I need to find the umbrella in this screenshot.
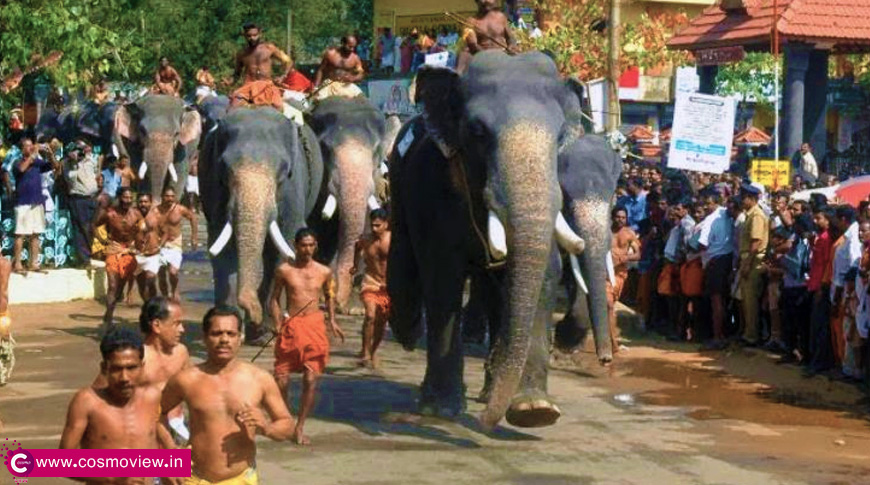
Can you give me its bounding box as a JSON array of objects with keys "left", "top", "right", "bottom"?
[
  {"left": 835, "top": 175, "right": 870, "bottom": 207},
  {"left": 790, "top": 185, "right": 838, "bottom": 203}
]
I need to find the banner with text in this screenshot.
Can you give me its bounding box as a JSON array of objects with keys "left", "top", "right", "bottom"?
[
  {"left": 667, "top": 92, "right": 736, "bottom": 174},
  {"left": 751, "top": 159, "right": 791, "bottom": 189}
]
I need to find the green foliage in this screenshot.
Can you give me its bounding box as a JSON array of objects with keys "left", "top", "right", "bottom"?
[
  {"left": 515, "top": 0, "right": 692, "bottom": 80},
  {"left": 0, "top": 0, "right": 373, "bottom": 93},
  {"left": 715, "top": 52, "right": 780, "bottom": 107}
]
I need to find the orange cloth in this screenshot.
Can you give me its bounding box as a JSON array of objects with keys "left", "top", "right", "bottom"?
[
  {"left": 657, "top": 262, "right": 681, "bottom": 296},
  {"left": 231, "top": 80, "right": 283, "bottom": 111},
  {"left": 274, "top": 312, "right": 329, "bottom": 376},
  {"left": 680, "top": 259, "right": 704, "bottom": 297},
  {"left": 105, "top": 253, "right": 137, "bottom": 279},
  {"left": 361, "top": 289, "right": 391, "bottom": 315}
]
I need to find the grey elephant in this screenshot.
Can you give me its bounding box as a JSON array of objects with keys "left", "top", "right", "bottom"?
[
  {"left": 113, "top": 94, "right": 202, "bottom": 201},
  {"left": 388, "top": 52, "right": 598, "bottom": 429},
  {"left": 199, "top": 107, "right": 324, "bottom": 340},
  {"left": 36, "top": 101, "right": 119, "bottom": 155},
  {"left": 554, "top": 134, "right": 622, "bottom": 359},
  {"left": 306, "top": 97, "right": 387, "bottom": 313}
]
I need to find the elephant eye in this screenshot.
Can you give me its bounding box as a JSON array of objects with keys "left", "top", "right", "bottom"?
[{"left": 467, "top": 120, "right": 488, "bottom": 139}]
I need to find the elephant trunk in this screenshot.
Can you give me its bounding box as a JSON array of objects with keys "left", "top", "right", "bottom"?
[
  {"left": 333, "top": 140, "right": 375, "bottom": 311},
  {"left": 142, "top": 133, "right": 175, "bottom": 201},
  {"left": 572, "top": 198, "right": 614, "bottom": 363},
  {"left": 481, "top": 122, "right": 558, "bottom": 429},
  {"left": 231, "top": 163, "right": 277, "bottom": 325}
]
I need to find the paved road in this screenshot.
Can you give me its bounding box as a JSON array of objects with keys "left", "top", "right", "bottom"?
[{"left": 2, "top": 253, "right": 870, "bottom": 484}]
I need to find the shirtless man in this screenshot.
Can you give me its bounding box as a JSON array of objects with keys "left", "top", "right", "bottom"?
[
  {"left": 139, "top": 297, "right": 191, "bottom": 443},
  {"left": 608, "top": 207, "right": 640, "bottom": 353},
  {"left": 152, "top": 187, "right": 197, "bottom": 301},
  {"left": 269, "top": 228, "right": 345, "bottom": 445},
  {"left": 153, "top": 57, "right": 182, "bottom": 97},
  {"left": 312, "top": 35, "right": 366, "bottom": 101},
  {"left": 195, "top": 65, "right": 217, "bottom": 103},
  {"left": 229, "top": 22, "right": 293, "bottom": 111},
  {"left": 457, "top": 0, "right": 518, "bottom": 74},
  {"left": 116, "top": 155, "right": 136, "bottom": 189},
  {"left": 93, "top": 187, "right": 143, "bottom": 329},
  {"left": 61, "top": 328, "right": 174, "bottom": 484},
  {"left": 350, "top": 209, "right": 391, "bottom": 368},
  {"left": 135, "top": 193, "right": 162, "bottom": 304},
  {"left": 161, "top": 306, "right": 294, "bottom": 483}
]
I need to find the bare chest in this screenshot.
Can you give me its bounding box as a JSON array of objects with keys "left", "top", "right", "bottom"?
[
  {"left": 187, "top": 374, "right": 261, "bottom": 419},
  {"left": 84, "top": 401, "right": 158, "bottom": 448}
]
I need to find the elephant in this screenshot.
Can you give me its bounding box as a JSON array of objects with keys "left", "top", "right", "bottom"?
[
  {"left": 196, "top": 94, "right": 230, "bottom": 135},
  {"left": 306, "top": 97, "right": 388, "bottom": 313},
  {"left": 35, "top": 101, "right": 119, "bottom": 155},
  {"left": 387, "top": 51, "right": 596, "bottom": 430},
  {"left": 199, "top": 106, "right": 324, "bottom": 340},
  {"left": 113, "top": 94, "right": 202, "bottom": 201},
  {"left": 553, "top": 134, "right": 623, "bottom": 360}
]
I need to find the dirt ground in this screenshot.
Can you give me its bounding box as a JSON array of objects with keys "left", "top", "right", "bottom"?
[{"left": 2, "top": 255, "right": 870, "bottom": 484}]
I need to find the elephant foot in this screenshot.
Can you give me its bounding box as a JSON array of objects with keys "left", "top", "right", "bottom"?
[
  {"left": 553, "top": 318, "right": 588, "bottom": 354},
  {"left": 504, "top": 395, "right": 561, "bottom": 428},
  {"left": 418, "top": 401, "right": 463, "bottom": 420}
]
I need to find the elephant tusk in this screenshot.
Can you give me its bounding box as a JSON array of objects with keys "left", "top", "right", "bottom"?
[
  {"left": 322, "top": 194, "right": 337, "bottom": 220},
  {"left": 379, "top": 161, "right": 389, "bottom": 175},
  {"left": 168, "top": 163, "right": 178, "bottom": 183},
  {"left": 367, "top": 195, "right": 381, "bottom": 211},
  {"left": 554, "top": 212, "right": 585, "bottom": 255},
  {"left": 269, "top": 221, "right": 296, "bottom": 260},
  {"left": 112, "top": 144, "right": 119, "bottom": 158},
  {"left": 208, "top": 222, "right": 233, "bottom": 256},
  {"left": 606, "top": 251, "right": 616, "bottom": 287},
  {"left": 487, "top": 211, "right": 507, "bottom": 260},
  {"left": 138, "top": 163, "right": 148, "bottom": 179},
  {"left": 570, "top": 254, "right": 588, "bottom": 294},
  {"left": 208, "top": 122, "right": 219, "bottom": 134}
]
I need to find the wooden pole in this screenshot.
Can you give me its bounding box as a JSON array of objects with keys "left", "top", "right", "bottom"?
[
  {"left": 607, "top": 0, "right": 621, "bottom": 132},
  {"left": 773, "top": 0, "right": 780, "bottom": 159},
  {"left": 287, "top": 8, "right": 292, "bottom": 55}
]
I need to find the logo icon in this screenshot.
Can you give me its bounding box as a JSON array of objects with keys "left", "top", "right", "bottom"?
[{"left": 3, "top": 439, "right": 34, "bottom": 478}]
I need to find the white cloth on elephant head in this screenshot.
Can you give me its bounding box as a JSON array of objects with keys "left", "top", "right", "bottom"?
[
  {"left": 282, "top": 102, "right": 305, "bottom": 126},
  {"left": 195, "top": 85, "right": 216, "bottom": 103},
  {"left": 311, "top": 81, "right": 364, "bottom": 102}
]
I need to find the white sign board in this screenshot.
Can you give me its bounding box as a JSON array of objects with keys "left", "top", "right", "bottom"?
[
  {"left": 667, "top": 92, "right": 736, "bottom": 174},
  {"left": 675, "top": 66, "right": 700, "bottom": 95},
  {"left": 424, "top": 51, "right": 450, "bottom": 68}
]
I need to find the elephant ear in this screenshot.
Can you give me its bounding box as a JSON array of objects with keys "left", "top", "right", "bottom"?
[
  {"left": 180, "top": 109, "right": 202, "bottom": 146},
  {"left": 415, "top": 66, "right": 464, "bottom": 150},
  {"left": 114, "top": 104, "right": 137, "bottom": 142},
  {"left": 558, "top": 78, "right": 588, "bottom": 155}
]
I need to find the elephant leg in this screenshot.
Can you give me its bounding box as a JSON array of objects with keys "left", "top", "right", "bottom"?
[
  {"left": 505, "top": 257, "right": 561, "bottom": 428},
  {"left": 477, "top": 270, "right": 505, "bottom": 404},
  {"left": 418, "top": 260, "right": 467, "bottom": 418},
  {"left": 211, "top": 253, "right": 233, "bottom": 306},
  {"left": 461, "top": 271, "right": 490, "bottom": 345},
  {"left": 419, "top": 301, "right": 465, "bottom": 418}
]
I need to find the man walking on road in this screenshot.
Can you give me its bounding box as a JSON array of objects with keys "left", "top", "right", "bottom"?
[
  {"left": 93, "top": 187, "right": 142, "bottom": 329},
  {"left": 153, "top": 186, "right": 197, "bottom": 301},
  {"left": 351, "top": 209, "right": 391, "bottom": 369}
]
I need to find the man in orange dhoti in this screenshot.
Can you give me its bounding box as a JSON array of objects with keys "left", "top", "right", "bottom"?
[
  {"left": 607, "top": 207, "right": 640, "bottom": 353},
  {"left": 351, "top": 209, "right": 391, "bottom": 368},
  {"left": 269, "top": 228, "right": 344, "bottom": 445},
  {"left": 229, "top": 22, "right": 293, "bottom": 112}
]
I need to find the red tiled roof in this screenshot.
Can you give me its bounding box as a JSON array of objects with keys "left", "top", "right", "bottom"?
[
  {"left": 627, "top": 125, "right": 656, "bottom": 142},
  {"left": 668, "top": 0, "right": 870, "bottom": 51},
  {"left": 734, "top": 126, "right": 772, "bottom": 144}
]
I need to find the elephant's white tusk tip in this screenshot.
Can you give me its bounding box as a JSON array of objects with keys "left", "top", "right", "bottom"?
[
  {"left": 487, "top": 211, "right": 508, "bottom": 259},
  {"left": 138, "top": 163, "right": 148, "bottom": 179},
  {"left": 367, "top": 195, "right": 381, "bottom": 211},
  {"left": 322, "top": 194, "right": 337, "bottom": 220}
]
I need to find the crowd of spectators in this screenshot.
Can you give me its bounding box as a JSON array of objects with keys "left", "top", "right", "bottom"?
[
  {"left": 612, "top": 160, "right": 870, "bottom": 383},
  {"left": 0, "top": 133, "right": 194, "bottom": 271}
]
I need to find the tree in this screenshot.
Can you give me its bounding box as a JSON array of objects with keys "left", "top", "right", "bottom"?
[
  {"left": 516, "top": 0, "right": 692, "bottom": 80},
  {"left": 715, "top": 52, "right": 779, "bottom": 107}
]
